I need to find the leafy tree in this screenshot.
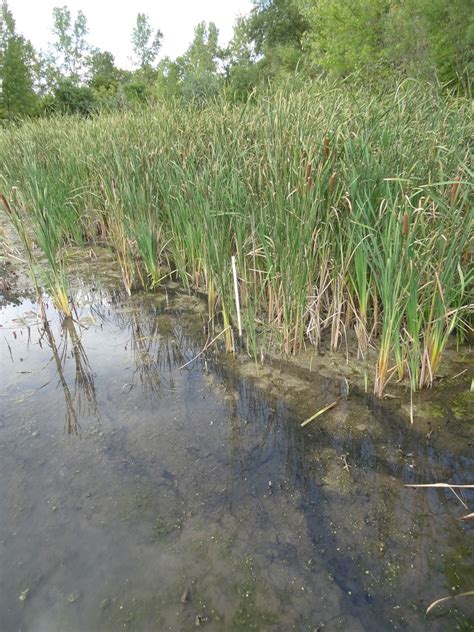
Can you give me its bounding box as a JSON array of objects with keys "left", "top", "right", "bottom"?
[
  {"left": 50, "top": 6, "right": 90, "bottom": 83},
  {"left": 131, "top": 13, "right": 163, "bottom": 69},
  {"left": 300, "top": 0, "right": 473, "bottom": 89},
  {"left": 52, "top": 79, "right": 96, "bottom": 115},
  {"left": 0, "top": 1, "right": 38, "bottom": 119},
  {"left": 155, "top": 57, "right": 183, "bottom": 100},
  {"left": 85, "top": 50, "right": 125, "bottom": 109},
  {"left": 35, "top": 51, "right": 58, "bottom": 96},
  {"left": 222, "top": 17, "right": 260, "bottom": 99},
  {"left": 223, "top": 16, "right": 255, "bottom": 70},
  {"left": 382, "top": 0, "right": 437, "bottom": 81},
  {"left": 223, "top": 1, "right": 309, "bottom": 92},
  {"left": 248, "top": 0, "right": 309, "bottom": 75},
  {"left": 88, "top": 50, "right": 119, "bottom": 90},
  {"left": 180, "top": 22, "right": 223, "bottom": 101},
  {"left": 89, "top": 50, "right": 116, "bottom": 79},
  {"left": 181, "top": 70, "right": 222, "bottom": 102},
  {"left": 301, "top": 0, "right": 391, "bottom": 76},
  {"left": 250, "top": 0, "right": 308, "bottom": 55},
  {"left": 184, "top": 21, "right": 220, "bottom": 74},
  {"left": 159, "top": 22, "right": 224, "bottom": 102},
  {"left": 386, "top": 0, "right": 474, "bottom": 89},
  {"left": 123, "top": 80, "right": 150, "bottom": 103}
]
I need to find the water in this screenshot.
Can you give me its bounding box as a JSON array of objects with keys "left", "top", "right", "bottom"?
[{"left": 0, "top": 279, "right": 472, "bottom": 631}]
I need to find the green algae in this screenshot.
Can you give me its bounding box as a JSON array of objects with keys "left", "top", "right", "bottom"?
[{"left": 451, "top": 390, "right": 474, "bottom": 421}]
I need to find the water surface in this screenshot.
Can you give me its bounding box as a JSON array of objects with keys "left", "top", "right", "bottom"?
[{"left": 0, "top": 281, "right": 472, "bottom": 631}]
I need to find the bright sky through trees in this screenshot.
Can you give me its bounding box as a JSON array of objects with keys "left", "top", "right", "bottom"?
[{"left": 11, "top": 0, "right": 253, "bottom": 68}]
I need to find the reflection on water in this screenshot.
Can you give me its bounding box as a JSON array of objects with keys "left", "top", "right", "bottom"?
[
  {"left": 0, "top": 286, "right": 472, "bottom": 631},
  {"left": 39, "top": 316, "right": 100, "bottom": 435}
]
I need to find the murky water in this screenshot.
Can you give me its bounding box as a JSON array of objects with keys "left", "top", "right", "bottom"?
[{"left": 0, "top": 278, "right": 472, "bottom": 631}]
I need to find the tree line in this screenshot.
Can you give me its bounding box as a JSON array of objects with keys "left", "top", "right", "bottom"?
[{"left": 1, "top": 0, "right": 472, "bottom": 119}]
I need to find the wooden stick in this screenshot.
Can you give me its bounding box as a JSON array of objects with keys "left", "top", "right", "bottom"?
[{"left": 301, "top": 401, "right": 337, "bottom": 427}]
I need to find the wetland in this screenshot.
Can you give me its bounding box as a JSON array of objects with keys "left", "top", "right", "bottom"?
[{"left": 0, "top": 257, "right": 472, "bottom": 631}]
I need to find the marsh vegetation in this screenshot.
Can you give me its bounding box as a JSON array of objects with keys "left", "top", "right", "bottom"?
[
  {"left": 1, "top": 79, "right": 472, "bottom": 396},
  {"left": 1, "top": 2, "right": 472, "bottom": 630}
]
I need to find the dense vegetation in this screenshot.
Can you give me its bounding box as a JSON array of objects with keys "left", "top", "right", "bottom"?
[
  {"left": 1, "top": 0, "right": 473, "bottom": 120},
  {"left": 0, "top": 1, "right": 472, "bottom": 396},
  {"left": 1, "top": 78, "right": 472, "bottom": 396}
]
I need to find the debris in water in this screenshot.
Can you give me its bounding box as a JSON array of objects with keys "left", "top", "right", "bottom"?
[
  {"left": 67, "top": 592, "right": 80, "bottom": 604},
  {"left": 180, "top": 587, "right": 191, "bottom": 603},
  {"left": 341, "top": 454, "right": 351, "bottom": 472},
  {"left": 301, "top": 401, "right": 337, "bottom": 427},
  {"left": 19, "top": 589, "right": 29, "bottom": 602}
]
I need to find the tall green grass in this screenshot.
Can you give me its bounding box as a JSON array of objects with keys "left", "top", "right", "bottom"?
[{"left": 1, "top": 78, "right": 472, "bottom": 395}]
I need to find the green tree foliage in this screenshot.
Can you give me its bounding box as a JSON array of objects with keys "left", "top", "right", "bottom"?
[
  {"left": 223, "top": 16, "right": 255, "bottom": 70},
  {"left": 300, "top": 0, "right": 473, "bottom": 89},
  {"left": 385, "top": 0, "right": 474, "bottom": 89},
  {"left": 183, "top": 21, "right": 220, "bottom": 73},
  {"left": 301, "top": 0, "right": 390, "bottom": 75},
  {"left": 51, "top": 79, "right": 96, "bottom": 115},
  {"left": 250, "top": 0, "right": 308, "bottom": 54},
  {"left": 155, "top": 56, "right": 184, "bottom": 100},
  {"left": 87, "top": 50, "right": 121, "bottom": 91},
  {"left": 248, "top": 0, "right": 309, "bottom": 74},
  {"left": 88, "top": 51, "right": 117, "bottom": 84},
  {"left": 2, "top": 0, "right": 471, "bottom": 121},
  {"left": 223, "top": 0, "right": 309, "bottom": 94},
  {"left": 131, "top": 13, "right": 163, "bottom": 69},
  {"left": 179, "top": 21, "right": 223, "bottom": 101},
  {"left": 181, "top": 69, "right": 222, "bottom": 102},
  {"left": 50, "top": 5, "right": 90, "bottom": 83},
  {"left": 86, "top": 50, "right": 125, "bottom": 108},
  {"left": 223, "top": 17, "right": 260, "bottom": 99},
  {"left": 0, "top": 1, "right": 38, "bottom": 119},
  {"left": 155, "top": 22, "right": 223, "bottom": 102}
]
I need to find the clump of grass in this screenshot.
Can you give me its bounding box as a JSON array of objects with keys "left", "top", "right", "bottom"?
[{"left": 0, "top": 78, "right": 471, "bottom": 396}]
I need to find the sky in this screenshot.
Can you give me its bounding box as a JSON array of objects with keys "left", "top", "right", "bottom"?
[{"left": 11, "top": 0, "right": 254, "bottom": 68}]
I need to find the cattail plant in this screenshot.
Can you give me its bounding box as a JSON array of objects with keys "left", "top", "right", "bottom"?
[{"left": 1, "top": 78, "right": 471, "bottom": 397}]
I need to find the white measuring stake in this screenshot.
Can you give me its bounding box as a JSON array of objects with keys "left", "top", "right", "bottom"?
[{"left": 231, "top": 255, "right": 242, "bottom": 337}]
